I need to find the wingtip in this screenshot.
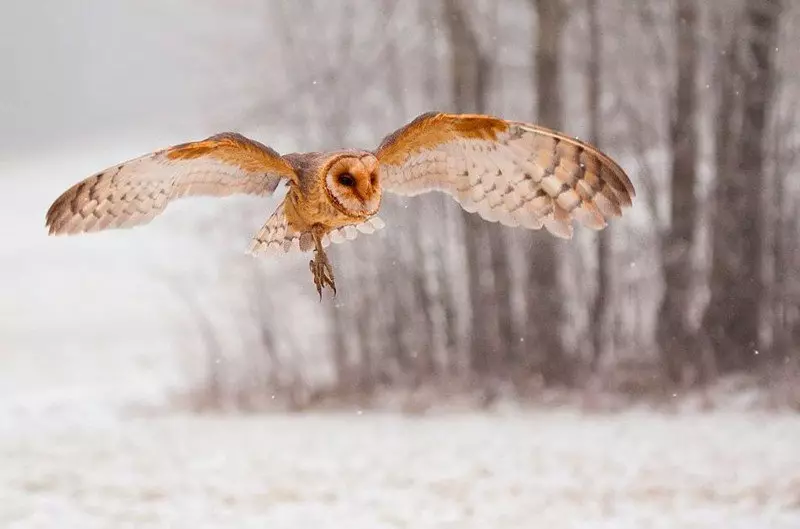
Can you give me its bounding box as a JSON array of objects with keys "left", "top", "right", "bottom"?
[{"left": 44, "top": 215, "right": 63, "bottom": 236}]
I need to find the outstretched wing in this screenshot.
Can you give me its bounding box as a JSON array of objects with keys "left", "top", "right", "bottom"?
[
  {"left": 46, "top": 133, "right": 298, "bottom": 235},
  {"left": 374, "top": 112, "right": 635, "bottom": 238}
]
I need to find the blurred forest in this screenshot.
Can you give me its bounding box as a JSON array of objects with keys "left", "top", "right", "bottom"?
[
  {"left": 167, "top": 0, "right": 800, "bottom": 412},
  {"left": 10, "top": 0, "right": 796, "bottom": 412}
]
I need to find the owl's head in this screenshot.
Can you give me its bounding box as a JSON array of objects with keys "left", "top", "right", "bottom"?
[{"left": 324, "top": 153, "right": 381, "bottom": 218}]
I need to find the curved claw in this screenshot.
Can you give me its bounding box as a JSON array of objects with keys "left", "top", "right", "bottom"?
[
  {"left": 310, "top": 259, "right": 322, "bottom": 300},
  {"left": 309, "top": 246, "right": 337, "bottom": 300}
]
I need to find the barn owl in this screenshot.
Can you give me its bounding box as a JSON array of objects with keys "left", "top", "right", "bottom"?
[{"left": 46, "top": 112, "right": 635, "bottom": 298}]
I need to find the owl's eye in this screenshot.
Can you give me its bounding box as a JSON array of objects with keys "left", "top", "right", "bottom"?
[{"left": 337, "top": 173, "right": 356, "bottom": 187}]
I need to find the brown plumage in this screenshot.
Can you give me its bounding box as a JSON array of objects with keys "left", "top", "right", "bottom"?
[{"left": 45, "top": 112, "right": 635, "bottom": 298}]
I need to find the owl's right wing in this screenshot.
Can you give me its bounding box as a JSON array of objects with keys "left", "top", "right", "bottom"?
[
  {"left": 46, "top": 133, "right": 298, "bottom": 235},
  {"left": 374, "top": 112, "right": 635, "bottom": 238}
]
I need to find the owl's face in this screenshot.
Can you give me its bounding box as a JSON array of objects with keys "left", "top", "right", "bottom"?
[{"left": 324, "top": 153, "right": 381, "bottom": 218}]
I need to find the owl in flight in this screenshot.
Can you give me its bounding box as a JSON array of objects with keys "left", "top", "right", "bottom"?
[{"left": 46, "top": 112, "right": 635, "bottom": 298}]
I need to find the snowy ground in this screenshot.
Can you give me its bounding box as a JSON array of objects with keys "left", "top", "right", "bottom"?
[
  {"left": 2, "top": 410, "right": 799, "bottom": 529},
  {"left": 3, "top": 151, "right": 800, "bottom": 529}
]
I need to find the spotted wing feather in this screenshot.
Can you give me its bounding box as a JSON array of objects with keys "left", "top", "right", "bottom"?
[
  {"left": 375, "top": 112, "right": 635, "bottom": 238},
  {"left": 45, "top": 133, "right": 297, "bottom": 235}
]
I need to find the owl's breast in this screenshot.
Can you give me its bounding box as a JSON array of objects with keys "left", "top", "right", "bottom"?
[{"left": 285, "top": 186, "right": 355, "bottom": 233}]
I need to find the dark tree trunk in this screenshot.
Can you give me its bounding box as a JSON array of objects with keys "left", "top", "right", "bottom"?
[
  {"left": 484, "top": 3, "right": 518, "bottom": 379},
  {"left": 586, "top": 0, "right": 609, "bottom": 373},
  {"left": 703, "top": 0, "right": 781, "bottom": 373},
  {"left": 442, "top": 0, "right": 500, "bottom": 378},
  {"left": 524, "top": 0, "right": 572, "bottom": 385},
  {"left": 656, "top": 0, "right": 701, "bottom": 384}
]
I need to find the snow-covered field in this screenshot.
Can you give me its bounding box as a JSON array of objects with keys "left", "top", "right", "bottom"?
[
  {"left": 3, "top": 152, "right": 800, "bottom": 529},
  {"left": 2, "top": 410, "right": 799, "bottom": 529}
]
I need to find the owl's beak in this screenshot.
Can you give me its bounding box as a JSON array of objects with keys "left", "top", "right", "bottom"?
[{"left": 354, "top": 176, "right": 372, "bottom": 203}]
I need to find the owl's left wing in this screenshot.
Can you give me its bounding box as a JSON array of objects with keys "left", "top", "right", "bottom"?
[{"left": 374, "top": 112, "right": 635, "bottom": 238}]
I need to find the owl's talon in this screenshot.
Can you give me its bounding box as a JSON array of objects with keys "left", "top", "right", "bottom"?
[
  {"left": 310, "top": 259, "right": 322, "bottom": 299},
  {"left": 309, "top": 245, "right": 336, "bottom": 300}
]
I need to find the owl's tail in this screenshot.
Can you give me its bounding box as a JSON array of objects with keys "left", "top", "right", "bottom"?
[
  {"left": 247, "top": 200, "right": 386, "bottom": 257},
  {"left": 247, "top": 199, "right": 311, "bottom": 255}
]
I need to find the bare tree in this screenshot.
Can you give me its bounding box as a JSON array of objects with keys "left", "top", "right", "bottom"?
[
  {"left": 524, "top": 0, "right": 573, "bottom": 385},
  {"left": 442, "top": 0, "right": 498, "bottom": 379},
  {"left": 656, "top": 0, "right": 701, "bottom": 383},
  {"left": 703, "top": 0, "right": 782, "bottom": 372},
  {"left": 769, "top": 36, "right": 800, "bottom": 361},
  {"left": 586, "top": 0, "right": 609, "bottom": 373}
]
